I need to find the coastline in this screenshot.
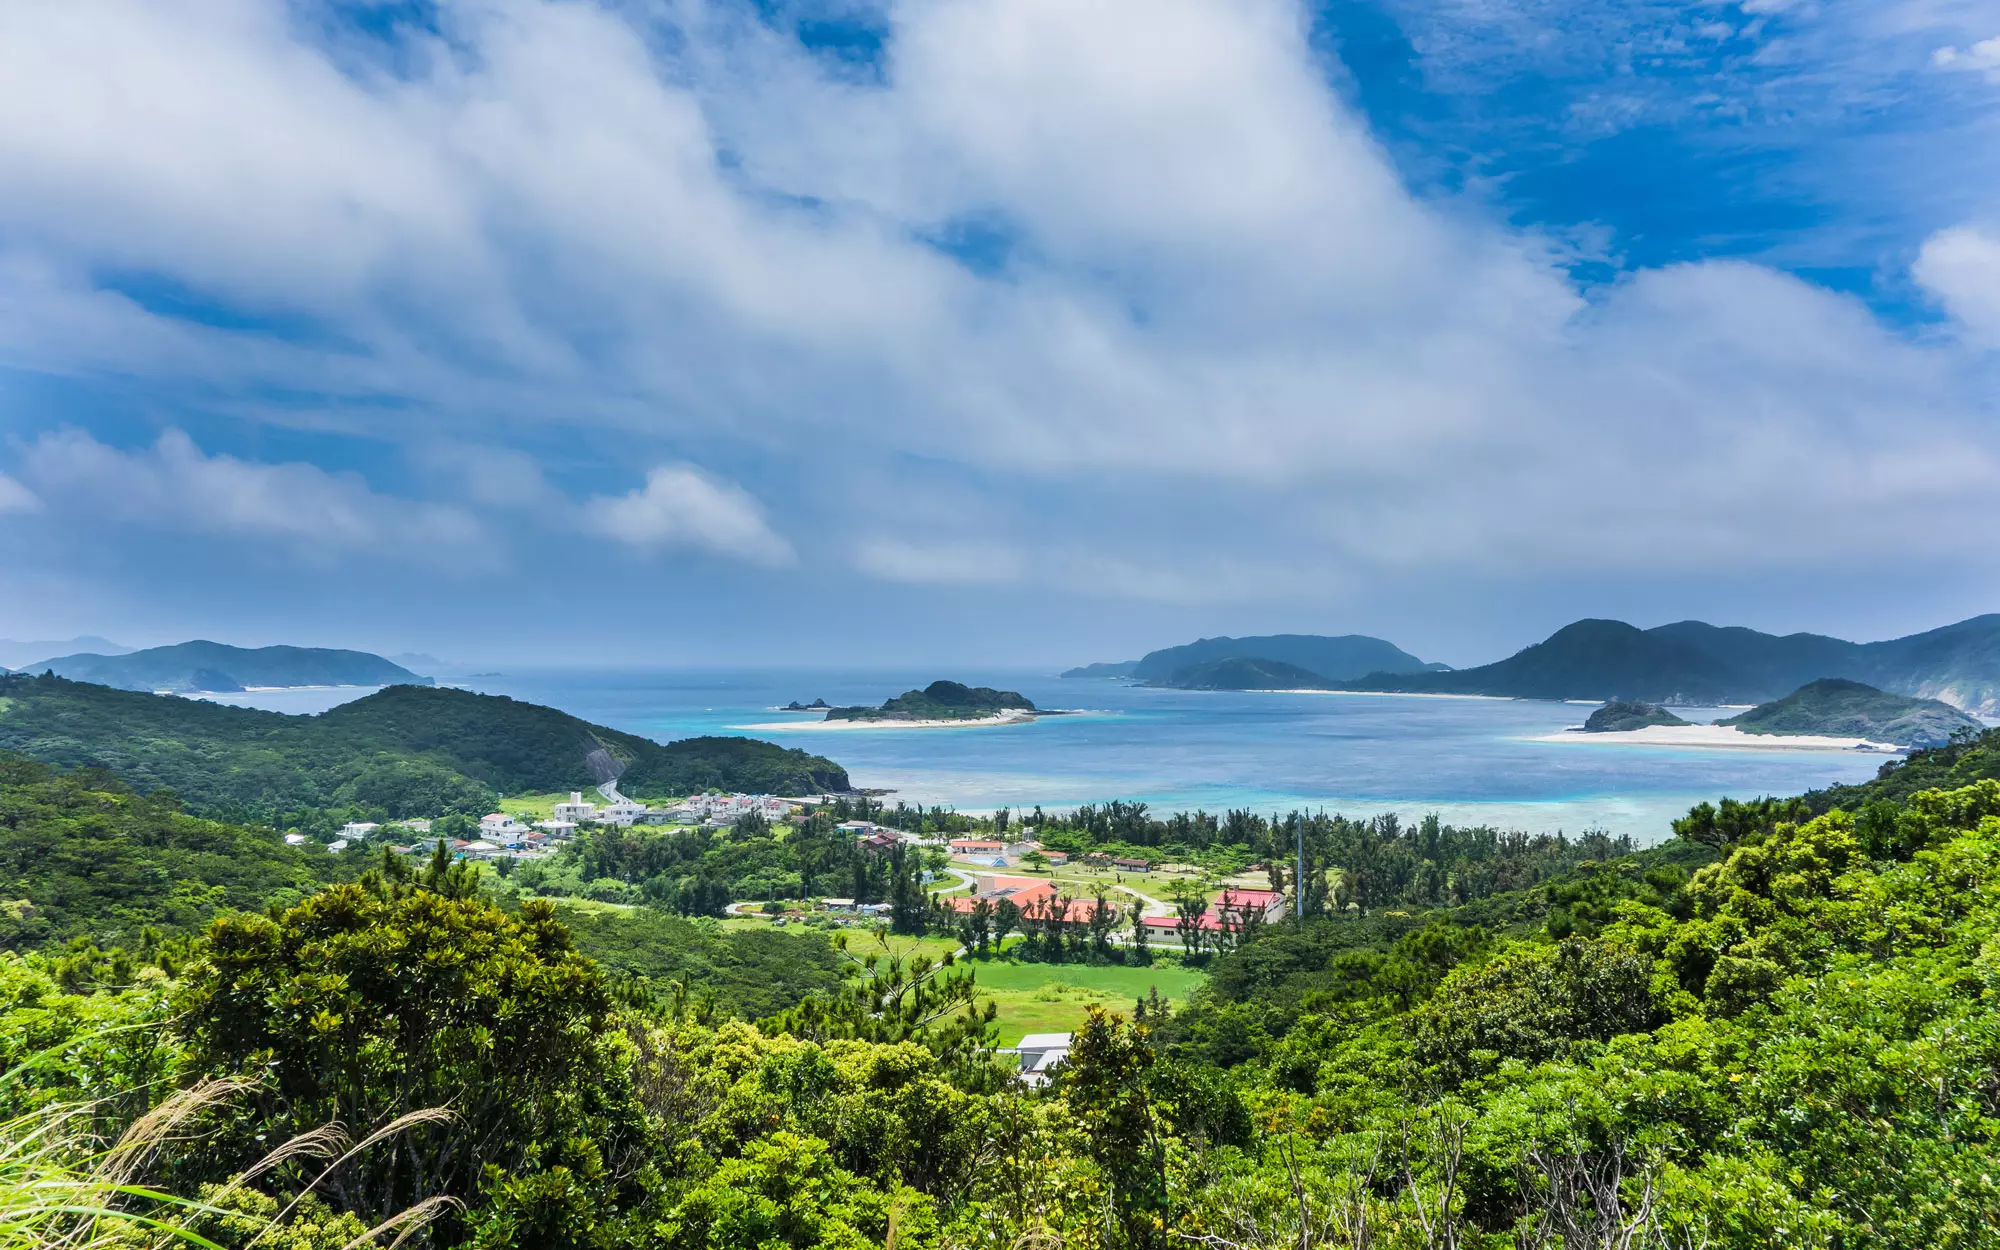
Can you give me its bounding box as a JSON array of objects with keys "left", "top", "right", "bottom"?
[
  {"left": 1532, "top": 724, "right": 1903, "bottom": 753},
  {"left": 733, "top": 710, "right": 1044, "bottom": 732}
]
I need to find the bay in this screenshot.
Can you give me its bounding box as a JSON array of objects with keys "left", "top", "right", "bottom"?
[{"left": 203, "top": 667, "right": 1894, "bottom": 843}]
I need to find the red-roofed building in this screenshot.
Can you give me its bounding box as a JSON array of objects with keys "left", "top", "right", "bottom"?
[
  {"left": 945, "top": 876, "right": 1121, "bottom": 925},
  {"left": 1139, "top": 887, "right": 1288, "bottom": 933}
]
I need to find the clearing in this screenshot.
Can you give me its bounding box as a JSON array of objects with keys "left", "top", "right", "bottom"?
[{"left": 961, "top": 959, "right": 1208, "bottom": 1046}]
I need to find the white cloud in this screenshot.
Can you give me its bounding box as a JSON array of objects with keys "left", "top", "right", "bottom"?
[
  {"left": 18, "top": 428, "right": 483, "bottom": 557},
  {"left": 1915, "top": 225, "right": 2000, "bottom": 346},
  {"left": 0, "top": 472, "right": 39, "bottom": 514},
  {"left": 0, "top": 0, "right": 1992, "bottom": 611},
  {"left": 582, "top": 464, "right": 794, "bottom": 567}
]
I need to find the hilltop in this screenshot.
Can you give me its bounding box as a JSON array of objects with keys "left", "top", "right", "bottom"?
[
  {"left": 1718, "top": 678, "right": 1984, "bottom": 748},
  {"left": 0, "top": 674, "right": 850, "bottom": 822},
  {"left": 1581, "top": 699, "right": 1689, "bottom": 732},
  {"left": 826, "top": 679, "right": 1037, "bottom": 722},
  {"left": 1338, "top": 614, "right": 2000, "bottom": 712},
  {"left": 1065, "top": 633, "right": 1443, "bottom": 685},
  {"left": 18, "top": 640, "right": 429, "bottom": 692},
  {"left": 1145, "top": 655, "right": 1330, "bottom": 691}
]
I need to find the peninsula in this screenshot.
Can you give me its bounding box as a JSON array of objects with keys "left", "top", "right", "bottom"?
[{"left": 1718, "top": 678, "right": 1983, "bottom": 748}]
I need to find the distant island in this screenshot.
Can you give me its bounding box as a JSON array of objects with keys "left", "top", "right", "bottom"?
[
  {"left": 1152, "top": 656, "right": 1332, "bottom": 691},
  {"left": 825, "top": 680, "right": 1038, "bottom": 724},
  {"left": 17, "top": 640, "right": 432, "bottom": 693},
  {"left": 1329, "top": 615, "right": 2000, "bottom": 714},
  {"left": 1065, "top": 633, "right": 1446, "bottom": 687},
  {"left": 783, "top": 698, "right": 831, "bottom": 710},
  {"left": 0, "top": 635, "right": 131, "bottom": 671},
  {"left": 1718, "top": 679, "right": 1983, "bottom": 748},
  {"left": 1582, "top": 700, "right": 1690, "bottom": 732}
]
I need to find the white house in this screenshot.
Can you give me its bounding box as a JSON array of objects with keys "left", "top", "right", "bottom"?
[
  {"left": 1013, "top": 1033, "right": 1072, "bottom": 1087},
  {"left": 480, "top": 813, "right": 527, "bottom": 838},
  {"left": 327, "top": 839, "right": 350, "bottom": 854},
  {"left": 596, "top": 800, "right": 648, "bottom": 827},
  {"left": 341, "top": 822, "right": 380, "bottom": 840},
  {"left": 461, "top": 840, "right": 502, "bottom": 858},
  {"left": 536, "top": 819, "right": 579, "bottom": 839},
  {"left": 553, "top": 793, "right": 596, "bottom": 822}
]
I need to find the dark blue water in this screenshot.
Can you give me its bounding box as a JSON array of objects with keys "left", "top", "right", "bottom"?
[{"left": 205, "top": 668, "right": 1894, "bottom": 843}]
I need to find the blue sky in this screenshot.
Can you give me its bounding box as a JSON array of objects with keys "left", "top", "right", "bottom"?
[{"left": 0, "top": 0, "right": 1997, "bottom": 668}]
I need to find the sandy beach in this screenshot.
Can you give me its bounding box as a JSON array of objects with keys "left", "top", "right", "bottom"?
[
  {"left": 1533, "top": 724, "right": 1903, "bottom": 753},
  {"left": 731, "top": 710, "right": 1043, "bottom": 732}
]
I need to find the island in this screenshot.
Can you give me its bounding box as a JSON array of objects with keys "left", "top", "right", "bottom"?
[
  {"left": 825, "top": 680, "right": 1038, "bottom": 724},
  {"left": 1147, "top": 656, "right": 1330, "bottom": 691},
  {"left": 1065, "top": 633, "right": 1444, "bottom": 686},
  {"left": 783, "top": 699, "right": 831, "bottom": 711},
  {"left": 1581, "top": 700, "right": 1690, "bottom": 732},
  {"left": 1718, "top": 678, "right": 1983, "bottom": 748},
  {"left": 18, "top": 640, "right": 432, "bottom": 693}
]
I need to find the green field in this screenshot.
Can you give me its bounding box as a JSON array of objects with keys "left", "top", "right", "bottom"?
[{"left": 962, "top": 959, "right": 1207, "bottom": 1046}]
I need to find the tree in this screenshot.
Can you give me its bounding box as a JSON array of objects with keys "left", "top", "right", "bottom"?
[
  {"left": 1055, "top": 1009, "right": 1170, "bottom": 1249},
  {"left": 177, "top": 879, "right": 649, "bottom": 1240},
  {"left": 1021, "top": 849, "right": 1051, "bottom": 874}
]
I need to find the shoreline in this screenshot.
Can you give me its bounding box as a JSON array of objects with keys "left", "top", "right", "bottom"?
[
  {"left": 733, "top": 710, "right": 1045, "bottom": 732},
  {"left": 1531, "top": 724, "right": 1903, "bottom": 753}
]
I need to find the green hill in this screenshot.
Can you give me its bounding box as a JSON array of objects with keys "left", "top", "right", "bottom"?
[
  {"left": 1718, "top": 678, "right": 1983, "bottom": 747},
  {"left": 0, "top": 675, "right": 850, "bottom": 823},
  {"left": 826, "top": 679, "right": 1035, "bottom": 721},
  {"left": 1146, "top": 655, "right": 1331, "bottom": 690},
  {"left": 1581, "top": 699, "right": 1689, "bottom": 732},
  {"left": 20, "top": 640, "right": 428, "bottom": 692},
  {"left": 1340, "top": 614, "right": 2000, "bottom": 711},
  {"left": 1066, "top": 633, "right": 1441, "bottom": 684}
]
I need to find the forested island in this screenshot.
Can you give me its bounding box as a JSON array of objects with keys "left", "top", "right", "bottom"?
[
  {"left": 1718, "top": 677, "right": 1983, "bottom": 747},
  {"left": 13, "top": 639, "right": 430, "bottom": 692},
  {"left": 1066, "top": 632, "right": 1444, "bottom": 686},
  {"left": 824, "top": 679, "right": 1038, "bottom": 722},
  {"left": 1581, "top": 698, "right": 1689, "bottom": 731},
  {"left": 6, "top": 666, "right": 2000, "bottom": 1246}
]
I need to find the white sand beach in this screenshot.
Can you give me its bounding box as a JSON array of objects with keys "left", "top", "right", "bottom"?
[
  {"left": 731, "top": 710, "right": 1043, "bottom": 732},
  {"left": 1533, "top": 724, "right": 1903, "bottom": 753}
]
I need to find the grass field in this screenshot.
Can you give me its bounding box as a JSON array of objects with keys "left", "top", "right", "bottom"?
[{"left": 963, "top": 959, "right": 1208, "bottom": 1046}]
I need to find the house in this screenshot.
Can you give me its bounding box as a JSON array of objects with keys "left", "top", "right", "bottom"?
[
  {"left": 460, "top": 840, "right": 502, "bottom": 858},
  {"left": 284, "top": 833, "right": 308, "bottom": 846},
  {"left": 858, "top": 830, "right": 904, "bottom": 855},
  {"left": 820, "top": 898, "right": 858, "bottom": 912},
  {"left": 597, "top": 800, "right": 649, "bottom": 827},
  {"left": 400, "top": 819, "right": 433, "bottom": 834},
  {"left": 1013, "top": 1033, "right": 1072, "bottom": 1087},
  {"left": 837, "top": 821, "right": 879, "bottom": 836},
  {"left": 480, "top": 813, "right": 527, "bottom": 838},
  {"left": 1042, "top": 851, "right": 1070, "bottom": 867},
  {"left": 536, "top": 819, "right": 579, "bottom": 840},
  {"left": 552, "top": 793, "right": 597, "bottom": 822},
  {"left": 949, "top": 838, "right": 1006, "bottom": 853},
  {"left": 327, "top": 839, "right": 350, "bottom": 854},
  {"left": 340, "top": 821, "right": 379, "bottom": 840},
  {"left": 1112, "top": 857, "right": 1152, "bottom": 872}
]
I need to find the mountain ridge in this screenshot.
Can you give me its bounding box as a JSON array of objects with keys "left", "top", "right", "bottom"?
[
  {"left": 1064, "top": 633, "right": 1444, "bottom": 685},
  {"left": 21, "top": 640, "right": 429, "bottom": 693}
]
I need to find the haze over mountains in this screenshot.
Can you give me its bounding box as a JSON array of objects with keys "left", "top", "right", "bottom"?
[
  {"left": 1071, "top": 615, "right": 2000, "bottom": 714},
  {"left": 9, "top": 641, "right": 430, "bottom": 693}
]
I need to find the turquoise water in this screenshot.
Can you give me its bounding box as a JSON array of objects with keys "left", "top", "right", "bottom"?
[{"left": 207, "top": 668, "right": 1897, "bottom": 844}]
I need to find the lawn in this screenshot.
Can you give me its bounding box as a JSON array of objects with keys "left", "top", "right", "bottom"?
[
  {"left": 961, "top": 959, "right": 1208, "bottom": 1046},
  {"left": 496, "top": 791, "right": 579, "bottom": 820}
]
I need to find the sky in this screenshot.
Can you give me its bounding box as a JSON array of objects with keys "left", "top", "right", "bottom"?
[{"left": 0, "top": 0, "right": 1997, "bottom": 669}]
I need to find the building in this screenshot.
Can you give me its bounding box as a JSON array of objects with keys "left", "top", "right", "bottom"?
[
  {"left": 837, "top": 821, "right": 879, "bottom": 836},
  {"left": 946, "top": 877, "right": 1118, "bottom": 926},
  {"left": 1112, "top": 857, "right": 1152, "bottom": 873},
  {"left": 340, "top": 821, "right": 379, "bottom": 840},
  {"left": 460, "top": 840, "right": 502, "bottom": 859},
  {"left": 284, "top": 833, "right": 308, "bottom": 846},
  {"left": 1012, "top": 1033, "right": 1072, "bottom": 1087},
  {"left": 327, "top": 839, "right": 350, "bottom": 854},
  {"left": 596, "top": 800, "right": 649, "bottom": 827},
  {"left": 553, "top": 793, "right": 597, "bottom": 822},
  {"left": 1140, "top": 887, "right": 1288, "bottom": 935},
  {"left": 480, "top": 813, "right": 528, "bottom": 838},
  {"left": 536, "top": 819, "right": 579, "bottom": 840},
  {"left": 857, "top": 829, "right": 904, "bottom": 855}
]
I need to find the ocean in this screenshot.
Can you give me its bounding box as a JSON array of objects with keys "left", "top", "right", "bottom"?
[{"left": 199, "top": 668, "right": 1897, "bottom": 844}]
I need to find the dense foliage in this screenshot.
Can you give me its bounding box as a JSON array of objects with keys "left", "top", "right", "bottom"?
[
  {"left": 8, "top": 729, "right": 2000, "bottom": 1247},
  {"left": 0, "top": 675, "right": 849, "bottom": 826},
  {"left": 827, "top": 680, "right": 1036, "bottom": 722}
]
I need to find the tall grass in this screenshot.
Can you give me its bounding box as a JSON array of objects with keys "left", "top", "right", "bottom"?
[{"left": 0, "top": 1072, "right": 457, "bottom": 1250}]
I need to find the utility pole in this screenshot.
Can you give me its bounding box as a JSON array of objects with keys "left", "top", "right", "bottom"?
[{"left": 1295, "top": 821, "right": 1305, "bottom": 919}]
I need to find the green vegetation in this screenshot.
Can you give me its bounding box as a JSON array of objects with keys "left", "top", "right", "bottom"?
[
  {"left": 18, "top": 640, "right": 429, "bottom": 692},
  {"left": 1581, "top": 698, "right": 1689, "bottom": 732},
  {"left": 1718, "top": 676, "right": 1983, "bottom": 746},
  {"left": 1146, "top": 656, "right": 1329, "bottom": 690},
  {"left": 825, "top": 679, "right": 1036, "bottom": 721},
  {"left": 1339, "top": 613, "right": 2000, "bottom": 711},
  {"left": 10, "top": 716, "right": 2000, "bottom": 1245},
  {"left": 0, "top": 674, "right": 848, "bottom": 828},
  {"left": 1068, "top": 633, "right": 1442, "bottom": 685}
]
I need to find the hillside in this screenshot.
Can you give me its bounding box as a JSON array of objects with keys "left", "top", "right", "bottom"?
[
  {"left": 1339, "top": 613, "right": 2000, "bottom": 711},
  {"left": 826, "top": 679, "right": 1036, "bottom": 721},
  {"left": 0, "top": 754, "right": 348, "bottom": 949},
  {"left": 1718, "top": 678, "right": 1983, "bottom": 747},
  {"left": 0, "top": 635, "right": 130, "bottom": 670},
  {"left": 0, "top": 674, "right": 850, "bottom": 823},
  {"left": 1065, "top": 633, "right": 1441, "bottom": 684},
  {"left": 1058, "top": 660, "right": 1139, "bottom": 679},
  {"left": 1582, "top": 699, "right": 1689, "bottom": 731},
  {"left": 1146, "top": 655, "right": 1330, "bottom": 690},
  {"left": 20, "top": 640, "right": 429, "bottom": 692}
]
